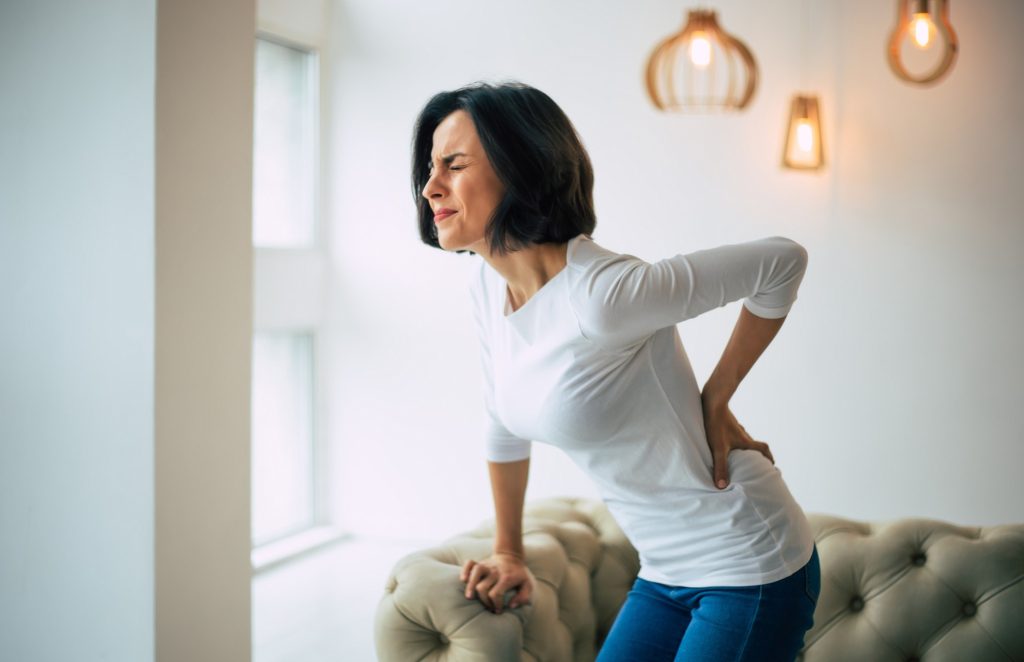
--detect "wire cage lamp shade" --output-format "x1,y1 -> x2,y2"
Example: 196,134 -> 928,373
782,94 -> 824,170
645,9 -> 759,112
887,0 -> 958,86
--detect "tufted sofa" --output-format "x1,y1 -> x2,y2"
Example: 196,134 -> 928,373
374,497 -> 1024,661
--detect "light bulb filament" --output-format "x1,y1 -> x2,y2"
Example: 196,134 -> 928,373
689,31 -> 712,68
796,120 -> 814,153
910,13 -> 935,49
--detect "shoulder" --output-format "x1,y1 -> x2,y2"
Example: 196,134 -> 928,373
568,234 -> 651,288
565,235 -> 656,342
569,233 -> 638,270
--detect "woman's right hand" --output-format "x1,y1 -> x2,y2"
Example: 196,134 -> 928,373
460,552 -> 534,614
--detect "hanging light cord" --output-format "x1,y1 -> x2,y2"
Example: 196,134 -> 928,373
800,0 -> 808,91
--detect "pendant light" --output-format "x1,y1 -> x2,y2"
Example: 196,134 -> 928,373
645,8 -> 759,112
887,0 -> 959,86
782,96 -> 824,170
782,0 -> 824,171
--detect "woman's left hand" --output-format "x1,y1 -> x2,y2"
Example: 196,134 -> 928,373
700,395 -> 774,489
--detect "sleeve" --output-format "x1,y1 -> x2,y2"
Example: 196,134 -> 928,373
575,236 -> 809,348
468,266 -> 532,463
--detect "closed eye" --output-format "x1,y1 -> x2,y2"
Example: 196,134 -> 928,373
427,163 -> 466,175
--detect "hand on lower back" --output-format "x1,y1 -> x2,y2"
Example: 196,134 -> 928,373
700,398 -> 775,489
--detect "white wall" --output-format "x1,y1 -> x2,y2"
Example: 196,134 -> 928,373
324,0 -> 1023,544
810,0 -> 1024,524
0,1 -> 155,660
1,1 -> 257,660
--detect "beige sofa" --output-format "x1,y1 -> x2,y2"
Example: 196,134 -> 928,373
375,497 -> 1024,661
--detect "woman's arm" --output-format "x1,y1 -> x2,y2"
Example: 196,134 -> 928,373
461,457 -> 534,614
701,305 -> 787,488
574,236 -> 807,349
489,457 -> 529,557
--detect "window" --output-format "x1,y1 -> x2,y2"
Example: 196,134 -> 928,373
251,332 -> 315,546
253,37 -> 319,247
250,33 -> 337,569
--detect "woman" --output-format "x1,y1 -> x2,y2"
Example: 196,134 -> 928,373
411,80 -> 820,661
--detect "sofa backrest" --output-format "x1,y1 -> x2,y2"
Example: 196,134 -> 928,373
375,497 -> 1024,661
801,513 -> 1024,661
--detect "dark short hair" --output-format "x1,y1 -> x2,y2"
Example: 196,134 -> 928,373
411,80 -> 597,256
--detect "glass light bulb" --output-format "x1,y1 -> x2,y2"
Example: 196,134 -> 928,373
910,12 -> 936,49
796,120 -> 814,153
689,31 -> 712,68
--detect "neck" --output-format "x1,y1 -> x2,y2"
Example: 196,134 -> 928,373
484,239 -> 570,307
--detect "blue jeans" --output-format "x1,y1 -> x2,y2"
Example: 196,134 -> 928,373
595,545 -> 820,662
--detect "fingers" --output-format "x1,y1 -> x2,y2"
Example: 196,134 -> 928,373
756,440 -> 775,464
493,574 -> 534,613
462,561 -> 499,610
475,577 -> 497,610
712,446 -> 730,489
713,439 -> 776,489
740,438 -> 774,465
508,579 -> 533,610
464,562 -> 488,600
707,404 -> 777,489
489,580 -> 509,614
461,560 -> 533,614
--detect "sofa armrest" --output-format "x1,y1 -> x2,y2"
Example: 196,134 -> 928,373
375,497 -> 639,662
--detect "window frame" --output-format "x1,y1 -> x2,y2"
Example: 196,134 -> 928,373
250,25 -> 345,573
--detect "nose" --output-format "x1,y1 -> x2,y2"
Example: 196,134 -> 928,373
421,170 -> 446,201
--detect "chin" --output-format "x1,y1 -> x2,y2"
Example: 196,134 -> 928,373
438,228 -> 482,253
437,235 -> 459,252
438,229 -> 467,252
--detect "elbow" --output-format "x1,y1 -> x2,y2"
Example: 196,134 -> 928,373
776,236 -> 808,273
793,241 -> 808,273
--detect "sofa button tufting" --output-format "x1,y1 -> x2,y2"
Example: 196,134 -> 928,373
438,633 -> 450,644
849,596 -> 865,612
962,602 -> 977,617
911,552 -> 926,566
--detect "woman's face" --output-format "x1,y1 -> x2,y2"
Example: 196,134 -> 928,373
422,110 -> 505,254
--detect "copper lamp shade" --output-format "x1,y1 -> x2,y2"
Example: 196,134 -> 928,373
782,95 -> 824,170
887,0 -> 959,86
645,9 -> 759,112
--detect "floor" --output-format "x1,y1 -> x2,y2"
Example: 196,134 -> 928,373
252,536 -> 430,662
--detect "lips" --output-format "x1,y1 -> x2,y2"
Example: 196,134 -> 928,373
434,210 -> 457,222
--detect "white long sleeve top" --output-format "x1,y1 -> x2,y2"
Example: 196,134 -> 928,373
467,233 -> 815,587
